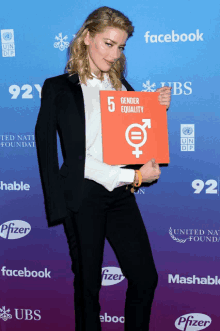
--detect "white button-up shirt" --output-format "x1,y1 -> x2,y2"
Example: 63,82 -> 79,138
80,73 -> 135,191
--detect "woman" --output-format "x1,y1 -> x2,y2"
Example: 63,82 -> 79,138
35,6 -> 171,331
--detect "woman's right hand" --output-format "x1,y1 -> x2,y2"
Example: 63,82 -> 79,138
139,158 -> 161,183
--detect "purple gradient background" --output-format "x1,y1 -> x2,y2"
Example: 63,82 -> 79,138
1,0 -> 220,330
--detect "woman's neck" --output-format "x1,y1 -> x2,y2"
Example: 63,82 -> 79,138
91,71 -> 101,79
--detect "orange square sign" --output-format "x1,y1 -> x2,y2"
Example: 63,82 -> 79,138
100,91 -> 169,165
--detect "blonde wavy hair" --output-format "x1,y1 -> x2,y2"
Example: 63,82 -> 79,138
65,6 -> 134,91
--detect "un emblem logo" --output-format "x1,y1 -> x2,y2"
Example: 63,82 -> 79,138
3,32 -> 12,41
182,126 -> 193,135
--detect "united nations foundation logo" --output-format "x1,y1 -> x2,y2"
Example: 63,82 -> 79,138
169,227 -> 220,243
0,134 -> 35,148
169,228 -> 188,243
0,306 -> 12,321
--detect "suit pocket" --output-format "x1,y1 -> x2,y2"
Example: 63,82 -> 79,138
59,164 -> 69,178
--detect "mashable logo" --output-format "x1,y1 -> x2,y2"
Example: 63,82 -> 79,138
169,274 -> 220,285
0,220 -> 31,239
0,181 -> 30,191
144,29 -> 203,43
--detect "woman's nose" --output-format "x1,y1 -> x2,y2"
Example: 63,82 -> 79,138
111,47 -> 121,61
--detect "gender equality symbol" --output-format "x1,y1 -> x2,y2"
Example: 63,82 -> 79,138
125,119 -> 151,158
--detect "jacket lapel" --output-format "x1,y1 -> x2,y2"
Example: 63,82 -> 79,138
67,73 -> 85,124
67,72 -> 134,124
121,75 -> 135,92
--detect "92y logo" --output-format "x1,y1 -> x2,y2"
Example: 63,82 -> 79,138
192,180 -> 218,194
9,84 -> 41,99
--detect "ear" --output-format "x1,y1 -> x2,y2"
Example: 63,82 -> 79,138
84,31 -> 90,46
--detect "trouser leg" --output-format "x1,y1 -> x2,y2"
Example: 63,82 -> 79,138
106,187 -> 158,331
64,179 -> 109,331
63,214 -> 84,331
63,180 -> 158,331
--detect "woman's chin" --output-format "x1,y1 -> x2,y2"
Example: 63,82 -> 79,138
101,67 -> 111,73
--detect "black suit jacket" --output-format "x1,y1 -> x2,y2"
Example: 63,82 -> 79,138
35,72 -> 135,227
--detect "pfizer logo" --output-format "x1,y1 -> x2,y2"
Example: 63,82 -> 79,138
175,313 -> 211,331
182,127 -> 193,135
102,267 -> 125,286
0,220 -> 31,240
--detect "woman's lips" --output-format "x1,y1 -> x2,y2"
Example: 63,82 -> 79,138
104,59 -> 114,65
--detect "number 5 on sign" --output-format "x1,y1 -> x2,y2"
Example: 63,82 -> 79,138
108,96 -> 115,112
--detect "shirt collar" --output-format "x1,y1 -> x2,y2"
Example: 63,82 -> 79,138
87,73 -> 109,88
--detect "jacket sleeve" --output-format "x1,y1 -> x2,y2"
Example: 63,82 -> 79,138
35,79 -> 68,227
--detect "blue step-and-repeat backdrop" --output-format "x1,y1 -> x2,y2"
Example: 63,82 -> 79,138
0,1 -> 219,330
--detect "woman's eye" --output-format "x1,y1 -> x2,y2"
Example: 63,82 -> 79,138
105,43 -> 124,51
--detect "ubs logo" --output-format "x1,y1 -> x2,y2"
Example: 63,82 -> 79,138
0,306 -> 41,321
142,80 -> 192,95
54,33 -> 69,51
0,220 -> 31,240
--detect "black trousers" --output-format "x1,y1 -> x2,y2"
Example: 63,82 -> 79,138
63,179 -> 158,331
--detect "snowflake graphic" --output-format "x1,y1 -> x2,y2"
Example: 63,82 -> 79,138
0,306 -> 12,322
54,33 -> 69,51
142,80 -> 156,92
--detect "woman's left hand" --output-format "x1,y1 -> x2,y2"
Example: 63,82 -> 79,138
156,86 -> 172,110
